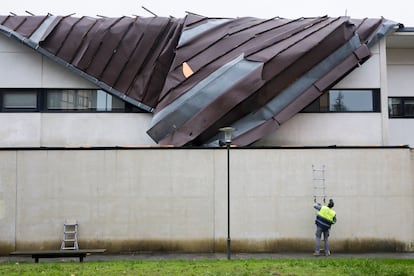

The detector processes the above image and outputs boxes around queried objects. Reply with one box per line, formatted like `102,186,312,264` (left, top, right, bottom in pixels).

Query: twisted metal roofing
0,14,397,146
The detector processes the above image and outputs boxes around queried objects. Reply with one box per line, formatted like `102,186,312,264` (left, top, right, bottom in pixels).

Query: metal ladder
312,165,328,253
312,165,326,204
61,220,79,250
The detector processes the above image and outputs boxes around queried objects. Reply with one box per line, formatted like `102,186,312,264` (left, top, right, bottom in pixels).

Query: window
0,89,144,113
46,89,126,111
388,97,414,118
0,90,39,111
302,89,381,113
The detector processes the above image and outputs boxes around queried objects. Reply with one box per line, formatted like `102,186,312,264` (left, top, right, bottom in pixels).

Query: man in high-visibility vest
313,199,336,256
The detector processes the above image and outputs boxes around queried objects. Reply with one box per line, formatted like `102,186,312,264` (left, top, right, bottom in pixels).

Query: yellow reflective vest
318,206,336,224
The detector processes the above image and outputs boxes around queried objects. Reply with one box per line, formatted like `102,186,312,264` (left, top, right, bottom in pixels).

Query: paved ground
1,252,414,263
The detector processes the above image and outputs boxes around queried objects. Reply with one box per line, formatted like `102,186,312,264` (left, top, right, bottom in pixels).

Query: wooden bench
10,249,106,263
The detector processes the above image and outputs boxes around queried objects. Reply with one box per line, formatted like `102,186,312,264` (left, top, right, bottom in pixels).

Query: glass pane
111,96,125,110
96,90,108,111
47,90,97,110
329,90,373,112
404,99,414,116
96,90,125,111
47,89,126,111
3,91,37,108
388,98,403,117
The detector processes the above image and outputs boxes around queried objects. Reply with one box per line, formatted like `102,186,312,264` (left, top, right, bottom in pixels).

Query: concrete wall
0,147,413,255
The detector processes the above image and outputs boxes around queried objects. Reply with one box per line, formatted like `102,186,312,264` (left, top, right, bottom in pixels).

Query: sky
1,0,413,26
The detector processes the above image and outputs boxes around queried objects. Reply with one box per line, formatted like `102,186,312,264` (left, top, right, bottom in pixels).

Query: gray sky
1,0,413,26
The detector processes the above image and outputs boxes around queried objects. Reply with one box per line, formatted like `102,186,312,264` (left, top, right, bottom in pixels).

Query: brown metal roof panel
40,16,83,55
148,55,263,141
250,17,353,79
158,33,254,105
121,17,182,105
243,17,329,59
219,36,365,143
313,45,370,92
156,64,265,146
241,46,372,146
158,17,349,112
82,17,127,78
55,17,98,63
15,16,48,37
72,17,121,71
69,19,103,68
240,19,357,110
1,16,27,32
156,52,244,112
352,18,384,43
182,14,209,27
173,17,287,68
141,21,183,107
110,17,180,92
158,17,297,109
274,64,357,126
0,16,8,25
90,17,148,92
233,118,280,146
98,18,144,87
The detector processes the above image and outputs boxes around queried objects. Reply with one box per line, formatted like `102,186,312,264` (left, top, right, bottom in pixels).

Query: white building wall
387,48,414,146
256,113,383,146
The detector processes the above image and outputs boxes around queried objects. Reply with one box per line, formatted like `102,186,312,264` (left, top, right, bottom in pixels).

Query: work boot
325,251,331,256
313,252,320,256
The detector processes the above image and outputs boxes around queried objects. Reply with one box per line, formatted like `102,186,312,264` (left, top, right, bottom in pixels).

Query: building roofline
396,24,414,32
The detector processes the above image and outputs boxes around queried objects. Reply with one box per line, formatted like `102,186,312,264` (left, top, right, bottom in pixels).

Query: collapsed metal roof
0,14,397,146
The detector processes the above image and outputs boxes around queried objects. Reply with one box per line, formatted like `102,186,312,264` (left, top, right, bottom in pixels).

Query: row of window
388,97,414,118
0,89,143,112
301,89,381,113
302,90,414,118
1,89,413,118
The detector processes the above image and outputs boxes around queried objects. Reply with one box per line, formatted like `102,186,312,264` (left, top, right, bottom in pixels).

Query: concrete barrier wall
0,147,413,255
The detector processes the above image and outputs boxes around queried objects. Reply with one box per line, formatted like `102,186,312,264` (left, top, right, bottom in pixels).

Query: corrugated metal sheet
0,14,397,146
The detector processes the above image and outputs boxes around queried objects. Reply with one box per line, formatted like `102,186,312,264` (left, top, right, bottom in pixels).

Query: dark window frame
0,89,145,113
0,89,42,112
301,89,381,113
388,97,414,118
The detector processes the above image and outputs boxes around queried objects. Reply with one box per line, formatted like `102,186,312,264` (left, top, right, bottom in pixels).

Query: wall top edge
0,145,410,151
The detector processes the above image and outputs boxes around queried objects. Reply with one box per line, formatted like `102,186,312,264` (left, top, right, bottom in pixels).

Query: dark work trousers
315,225,330,254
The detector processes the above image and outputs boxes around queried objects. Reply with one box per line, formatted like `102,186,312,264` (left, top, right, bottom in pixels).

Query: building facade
0,15,413,254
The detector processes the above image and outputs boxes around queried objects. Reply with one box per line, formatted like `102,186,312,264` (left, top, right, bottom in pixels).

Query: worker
313,198,336,256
